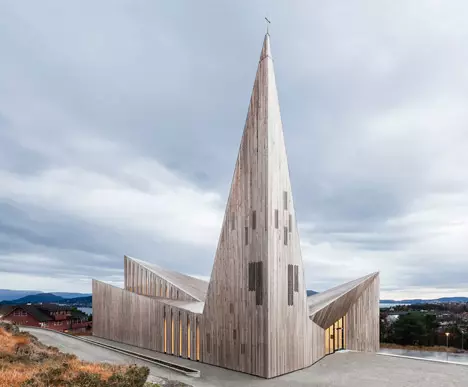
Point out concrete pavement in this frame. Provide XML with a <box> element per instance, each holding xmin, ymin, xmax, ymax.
<box><xmin>21</xmin><ymin>327</ymin><xmax>468</xmax><ymax>386</ymax></box>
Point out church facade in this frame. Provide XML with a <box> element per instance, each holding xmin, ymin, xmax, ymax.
<box><xmin>92</xmin><ymin>34</ymin><xmax>379</xmax><ymax>379</ymax></box>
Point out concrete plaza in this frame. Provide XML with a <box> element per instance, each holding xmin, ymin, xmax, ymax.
<box><xmin>22</xmin><ymin>327</ymin><xmax>468</xmax><ymax>387</ymax></box>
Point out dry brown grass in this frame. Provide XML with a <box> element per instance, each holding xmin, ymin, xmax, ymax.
<box><xmin>0</xmin><ymin>324</ymin><xmax>148</xmax><ymax>387</ymax></box>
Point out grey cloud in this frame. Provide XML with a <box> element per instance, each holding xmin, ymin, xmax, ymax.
<box><xmin>0</xmin><ymin>1</ymin><xmax>467</xmax><ymax>296</ymax></box>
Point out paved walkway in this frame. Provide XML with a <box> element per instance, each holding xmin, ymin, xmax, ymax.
<box><xmin>22</xmin><ymin>328</ymin><xmax>468</xmax><ymax>386</ymax></box>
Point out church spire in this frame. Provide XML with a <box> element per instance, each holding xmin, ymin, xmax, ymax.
<box><xmin>202</xmin><ymin>33</ymin><xmax>307</xmax><ymax>378</ymax></box>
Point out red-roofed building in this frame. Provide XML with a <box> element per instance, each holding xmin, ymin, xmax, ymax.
<box><xmin>0</xmin><ymin>303</ymin><xmax>91</xmax><ymax>333</ymax></box>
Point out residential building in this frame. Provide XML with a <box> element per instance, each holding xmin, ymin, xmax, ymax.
<box><xmin>0</xmin><ymin>303</ymin><xmax>91</xmax><ymax>333</ymax></box>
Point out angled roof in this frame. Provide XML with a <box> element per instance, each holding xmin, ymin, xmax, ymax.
<box><xmin>308</xmin><ymin>272</ymin><xmax>379</xmax><ymax>328</ymax></box>
<box><xmin>0</xmin><ymin>304</ymin><xmax>53</xmax><ymax>322</ymax></box>
<box><xmin>36</xmin><ymin>304</ymin><xmax>72</xmax><ymax>312</ymax></box>
<box><xmin>157</xmin><ymin>298</ymin><xmax>204</xmax><ymax>314</ymax></box>
<box><xmin>126</xmin><ymin>255</ymin><xmax>209</xmax><ymax>302</ymax></box>
<box><xmin>0</xmin><ymin>305</ymin><xmax>14</xmax><ymax>317</ymax></box>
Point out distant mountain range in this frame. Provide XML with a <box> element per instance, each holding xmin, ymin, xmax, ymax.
<box><xmin>381</xmin><ymin>297</ymin><xmax>468</xmax><ymax>304</ymax></box>
<box><xmin>0</xmin><ymin>290</ymin><xmax>91</xmax><ymax>303</ymax></box>
<box><xmin>3</xmin><ymin>289</ymin><xmax>465</xmax><ymax>306</ymax></box>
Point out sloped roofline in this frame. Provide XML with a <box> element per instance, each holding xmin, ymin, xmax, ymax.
<box><xmin>308</xmin><ymin>271</ymin><xmax>379</xmax><ymax>324</ymax></box>
<box><xmin>125</xmin><ymin>255</ymin><xmax>208</xmax><ymax>302</ymax></box>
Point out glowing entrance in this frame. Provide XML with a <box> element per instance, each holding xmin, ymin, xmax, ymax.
<box><xmin>325</xmin><ymin>316</ymin><xmax>345</xmax><ymax>355</ymax></box>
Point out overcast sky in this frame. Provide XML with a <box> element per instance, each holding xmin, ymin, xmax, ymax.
<box><xmin>0</xmin><ymin>1</ymin><xmax>467</xmax><ymax>300</ymax></box>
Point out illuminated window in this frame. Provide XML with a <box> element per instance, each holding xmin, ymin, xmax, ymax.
<box><xmin>164</xmin><ymin>307</ymin><xmax>167</xmax><ymax>353</ymax></box>
<box><xmin>196</xmin><ymin>319</ymin><xmax>200</xmax><ymax>361</ymax></box>
<box><xmin>171</xmin><ymin>311</ymin><xmax>174</xmax><ymax>354</ymax></box>
<box><xmin>179</xmin><ymin>312</ymin><xmax>182</xmax><ymax>356</ymax></box>
<box><xmin>187</xmin><ymin>316</ymin><xmax>191</xmax><ymax>359</ymax></box>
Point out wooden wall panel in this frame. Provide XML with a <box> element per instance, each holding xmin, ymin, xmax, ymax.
<box><xmin>123</xmin><ymin>256</ymin><xmax>197</xmax><ymax>302</ymax></box>
<box><xmin>201</xmin><ymin>34</ymin><xmax>271</xmax><ymax>378</ymax></box>
<box><xmin>93</xmin><ymin>280</ymin><xmax>200</xmax><ymax>361</ymax></box>
<box><xmin>346</xmin><ymin>275</ymin><xmax>380</xmax><ymax>352</ymax></box>
<box><xmin>311</xmin><ymin>274</ymin><xmax>378</xmax><ymax>329</ymax></box>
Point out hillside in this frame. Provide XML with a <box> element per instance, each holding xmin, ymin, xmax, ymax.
<box><xmin>0</xmin><ymin>290</ymin><xmax>41</xmax><ymax>302</ymax></box>
<box><xmin>3</xmin><ymin>293</ymin><xmax>64</xmax><ymax>304</ymax></box>
<box><xmin>62</xmin><ymin>295</ymin><xmax>92</xmax><ymax>304</ymax></box>
<box><xmin>0</xmin><ymin>322</ymin><xmax>151</xmax><ymax>387</ymax></box>
<box><xmin>0</xmin><ymin>290</ymin><xmax>91</xmax><ymax>302</ymax></box>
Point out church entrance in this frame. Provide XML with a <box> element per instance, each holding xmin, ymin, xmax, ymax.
<box><xmin>325</xmin><ymin>316</ymin><xmax>345</xmax><ymax>355</ymax></box>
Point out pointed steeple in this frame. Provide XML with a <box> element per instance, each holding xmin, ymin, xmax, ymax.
<box><xmin>260</xmin><ymin>33</ymin><xmax>271</xmax><ymax>61</ymax></box>
<box><xmin>202</xmin><ymin>34</ymin><xmax>308</xmax><ymax>378</ymax></box>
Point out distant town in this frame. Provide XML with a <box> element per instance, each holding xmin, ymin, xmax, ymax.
<box><xmin>2</xmin><ymin>288</ymin><xmax>468</xmax><ymax>352</ymax></box>
<box><xmin>381</xmin><ymin>302</ymin><xmax>468</xmax><ymax>351</ymax></box>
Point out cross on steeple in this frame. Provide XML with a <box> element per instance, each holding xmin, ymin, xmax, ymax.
<box><xmin>265</xmin><ymin>17</ymin><xmax>271</xmax><ymax>35</ymax></box>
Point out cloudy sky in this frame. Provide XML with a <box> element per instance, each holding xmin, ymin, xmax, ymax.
<box><xmin>1</xmin><ymin>1</ymin><xmax>467</xmax><ymax>300</ymax></box>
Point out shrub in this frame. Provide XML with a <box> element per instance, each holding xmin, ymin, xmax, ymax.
<box><xmin>106</xmin><ymin>365</ymin><xmax>149</xmax><ymax>387</ymax></box>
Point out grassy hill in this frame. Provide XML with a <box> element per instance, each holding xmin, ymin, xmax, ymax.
<box><xmin>0</xmin><ymin>322</ymin><xmax>151</xmax><ymax>386</ymax></box>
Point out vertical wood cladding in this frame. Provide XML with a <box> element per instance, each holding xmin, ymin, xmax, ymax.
<box><xmin>124</xmin><ymin>256</ymin><xmax>198</xmax><ymax>302</ymax></box>
<box><xmin>93</xmin><ymin>32</ymin><xmax>380</xmax><ymax>380</ymax></box>
<box><xmin>346</xmin><ymin>275</ymin><xmax>380</xmax><ymax>352</ymax></box>
<box><xmin>93</xmin><ymin>280</ymin><xmax>201</xmax><ymax>362</ymax></box>
<box><xmin>201</xmin><ymin>34</ymin><xmax>310</xmax><ymax>378</ymax></box>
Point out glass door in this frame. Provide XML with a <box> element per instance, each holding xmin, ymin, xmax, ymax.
<box><xmin>324</xmin><ymin>316</ymin><xmax>346</xmax><ymax>355</ymax></box>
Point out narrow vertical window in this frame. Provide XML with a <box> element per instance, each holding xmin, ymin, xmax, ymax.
<box><xmin>245</xmin><ymin>227</ymin><xmax>248</xmax><ymax>245</ymax></box>
<box><xmin>164</xmin><ymin>307</ymin><xmax>167</xmax><ymax>353</ymax></box>
<box><xmin>206</xmin><ymin>333</ymin><xmax>211</xmax><ymax>354</ymax></box>
<box><xmin>196</xmin><ymin>318</ymin><xmax>200</xmax><ymax>361</ymax></box>
<box><xmin>289</xmin><ymin>214</ymin><xmax>292</xmax><ymax>232</ymax></box>
<box><xmin>171</xmin><ymin>310</ymin><xmax>174</xmax><ymax>354</ymax></box>
<box><xmin>230</xmin><ymin>303</ymin><xmax>234</xmax><ymax>314</ymax></box>
<box><xmin>233</xmin><ymin>329</ymin><xmax>237</xmax><ymax>340</ymax></box>
<box><xmin>241</xmin><ymin>343</ymin><xmax>246</xmax><ymax>354</ymax></box>
<box><xmin>248</xmin><ymin>262</ymin><xmax>255</xmax><ymax>291</ymax></box>
<box><xmin>179</xmin><ymin>312</ymin><xmax>182</xmax><ymax>356</ymax></box>
<box><xmin>231</xmin><ymin>212</ymin><xmax>235</xmax><ymax>230</ymax></box>
<box><xmin>294</xmin><ymin>265</ymin><xmax>299</xmax><ymax>292</ymax></box>
<box><xmin>256</xmin><ymin>261</ymin><xmax>263</xmax><ymax>305</ymax></box>
<box><xmin>252</xmin><ymin>210</ymin><xmax>256</xmax><ymax>230</ymax></box>
<box><xmin>287</xmin><ymin>264</ymin><xmax>294</xmax><ymax>306</ymax></box>
<box><xmin>275</xmin><ymin>209</ymin><xmax>279</xmax><ymax>229</ymax></box>
<box><xmin>283</xmin><ymin>191</ymin><xmax>288</xmax><ymax>210</ymax></box>
<box><xmin>187</xmin><ymin>316</ymin><xmax>191</xmax><ymax>359</ymax></box>
<box><xmin>284</xmin><ymin>227</ymin><xmax>288</xmax><ymax>245</ymax></box>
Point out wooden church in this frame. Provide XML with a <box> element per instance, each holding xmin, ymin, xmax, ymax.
<box><xmin>93</xmin><ymin>33</ymin><xmax>380</xmax><ymax>379</ymax></box>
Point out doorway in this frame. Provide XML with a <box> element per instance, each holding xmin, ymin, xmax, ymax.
<box><xmin>325</xmin><ymin>316</ymin><xmax>345</xmax><ymax>355</ymax></box>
